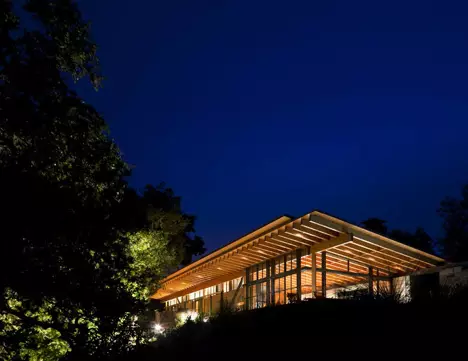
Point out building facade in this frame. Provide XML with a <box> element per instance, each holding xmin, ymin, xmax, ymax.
<box><xmin>152</xmin><ymin>211</ymin><xmax>444</xmax><ymax>323</ymax></box>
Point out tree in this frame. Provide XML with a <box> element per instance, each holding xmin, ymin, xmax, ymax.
<box><xmin>438</xmin><ymin>184</ymin><xmax>468</xmax><ymax>262</ymax></box>
<box><xmin>361</xmin><ymin>218</ymin><xmax>434</xmax><ymax>254</ymax></box>
<box><xmin>139</xmin><ymin>184</ymin><xmax>206</xmax><ymax>266</ymax></box>
<box><xmin>114</xmin><ymin>185</ymin><xmax>205</xmax><ymax>300</ymax></box>
<box><xmin>388</xmin><ymin>228</ymin><xmax>434</xmax><ymax>255</ymax></box>
<box><xmin>0</xmin><ymin>1</ymin><xmax>204</xmax><ymax>360</ymax></box>
<box><xmin>360</xmin><ymin>218</ymin><xmax>388</xmax><ymax>235</ymax></box>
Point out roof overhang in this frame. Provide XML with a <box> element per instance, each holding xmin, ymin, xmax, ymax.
<box><xmin>152</xmin><ymin>211</ymin><xmax>444</xmax><ymax>301</ymax></box>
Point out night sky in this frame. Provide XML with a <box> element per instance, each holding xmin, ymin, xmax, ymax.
<box><xmin>78</xmin><ymin>0</ymin><xmax>468</xmax><ymax>252</ymax></box>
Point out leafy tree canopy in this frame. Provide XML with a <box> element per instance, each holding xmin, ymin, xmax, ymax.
<box><xmin>0</xmin><ymin>1</ymin><xmax>204</xmax><ymax>360</ymax></box>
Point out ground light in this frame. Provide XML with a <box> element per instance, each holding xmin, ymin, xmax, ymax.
<box><xmin>152</xmin><ymin>323</ymin><xmax>164</xmax><ymax>334</ymax></box>
<box><xmin>178</xmin><ymin>310</ymin><xmax>198</xmax><ymax>323</ymax></box>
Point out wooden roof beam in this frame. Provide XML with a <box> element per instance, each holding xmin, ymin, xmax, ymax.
<box><xmin>324</xmin><ymin>250</ymin><xmax>398</xmax><ymax>275</ymax></box>
<box><xmin>330</xmin><ymin>248</ymin><xmax>405</xmax><ymax>274</ymax></box>
<box><xmin>293</xmin><ymin>223</ymin><xmax>334</xmax><ymax>241</ymax></box>
<box><xmin>309</xmin><ymin>213</ymin><xmax>443</xmax><ymax>266</ymax></box>
<box><xmin>342</xmin><ymin>241</ymin><xmax>425</xmax><ymax>271</ymax></box>
<box><xmin>269</xmin><ymin>234</ymin><xmax>306</xmax><ymax>250</ymax></box>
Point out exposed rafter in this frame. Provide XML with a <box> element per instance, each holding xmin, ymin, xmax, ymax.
<box><xmin>152</xmin><ymin>211</ymin><xmax>443</xmax><ymax>300</ymax></box>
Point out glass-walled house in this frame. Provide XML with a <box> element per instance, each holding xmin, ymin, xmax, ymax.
<box><xmin>152</xmin><ymin>211</ymin><xmax>443</xmax><ymax>324</ymax></box>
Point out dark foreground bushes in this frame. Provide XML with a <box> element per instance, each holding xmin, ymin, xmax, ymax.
<box><xmin>116</xmin><ymin>296</ymin><xmax>468</xmax><ymax>361</ymax></box>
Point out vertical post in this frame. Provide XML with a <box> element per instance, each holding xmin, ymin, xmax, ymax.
<box><xmin>311</xmin><ymin>252</ymin><xmax>317</xmax><ymax>298</ymax></box>
<box><xmin>266</xmin><ymin>261</ymin><xmax>271</xmax><ymax>306</ymax></box>
<box><xmin>245</xmin><ymin>267</ymin><xmax>250</xmax><ymax>310</ymax></box>
<box><xmin>296</xmin><ymin>249</ymin><xmax>302</xmax><ymax>301</ymax></box>
<box><xmin>368</xmin><ymin>266</ymin><xmax>374</xmax><ymax>297</ymax></box>
<box><xmin>271</xmin><ymin>258</ymin><xmax>276</xmax><ymax>305</ymax></box>
<box><xmin>220</xmin><ymin>290</ymin><xmax>224</xmax><ymax>312</ymax></box>
<box><xmin>283</xmin><ymin>255</ymin><xmax>287</xmax><ymax>303</ymax></box>
<box><xmin>321</xmin><ymin>251</ymin><xmax>327</xmax><ymax>298</ymax></box>
<box><xmin>346</xmin><ymin>233</ymin><xmax>353</xmax><ymax>273</ymax></box>
<box><xmin>209</xmin><ymin>295</ymin><xmax>212</xmax><ymax>316</ymax></box>
<box><xmin>376</xmin><ymin>269</ymin><xmax>380</xmax><ymax>295</ymax></box>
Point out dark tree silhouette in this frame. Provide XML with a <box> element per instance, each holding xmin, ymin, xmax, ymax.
<box><xmin>0</xmin><ymin>1</ymin><xmax>204</xmax><ymax>360</ymax></box>
<box><xmin>360</xmin><ymin>218</ymin><xmax>388</xmax><ymax>235</ymax></box>
<box><xmin>361</xmin><ymin>218</ymin><xmax>435</xmax><ymax>254</ymax></box>
<box><xmin>438</xmin><ymin>184</ymin><xmax>468</xmax><ymax>262</ymax></box>
<box><xmin>388</xmin><ymin>228</ymin><xmax>434</xmax><ymax>254</ymax></box>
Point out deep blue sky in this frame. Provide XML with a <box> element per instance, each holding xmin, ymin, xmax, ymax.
<box><xmin>78</xmin><ymin>0</ymin><xmax>468</xmax><ymax>252</ymax></box>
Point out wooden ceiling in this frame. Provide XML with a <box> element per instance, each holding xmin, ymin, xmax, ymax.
<box><xmin>152</xmin><ymin>211</ymin><xmax>444</xmax><ymax>301</ymax></box>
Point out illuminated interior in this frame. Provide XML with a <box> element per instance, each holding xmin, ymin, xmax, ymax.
<box><xmin>153</xmin><ymin>211</ymin><xmax>443</xmax><ymax>317</ymax></box>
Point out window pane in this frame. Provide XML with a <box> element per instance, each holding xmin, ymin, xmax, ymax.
<box><xmin>275</xmin><ymin>291</ymin><xmax>285</xmax><ymax>305</ymax></box>
<box><xmin>286</xmin><ymin>253</ymin><xmax>296</xmax><ymax>271</ymax></box>
<box><xmin>301</xmin><ymin>268</ymin><xmax>313</xmax><ymax>299</ymax></box>
<box><xmin>250</xmin><ymin>266</ymin><xmax>257</xmax><ymax>281</ymax></box>
<box><xmin>276</xmin><ymin>257</ymin><xmax>285</xmax><ymax>274</ymax></box>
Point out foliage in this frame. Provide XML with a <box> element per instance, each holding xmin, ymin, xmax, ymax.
<box><xmin>438</xmin><ymin>184</ymin><xmax>468</xmax><ymax>261</ymax></box>
<box><xmin>127</xmin><ymin>297</ymin><xmax>468</xmax><ymax>361</ymax></box>
<box><xmin>360</xmin><ymin>218</ymin><xmax>435</xmax><ymax>254</ymax></box>
<box><xmin>286</xmin><ymin>292</ymin><xmax>299</xmax><ymax>304</ymax></box>
<box><xmin>0</xmin><ymin>1</ymin><xmax>204</xmax><ymax>361</ymax></box>
<box><xmin>359</xmin><ymin>217</ymin><xmax>388</xmax><ymax>235</ymax></box>
<box><xmin>388</xmin><ymin>227</ymin><xmax>435</xmax><ymax>254</ymax></box>
<box><xmin>121</xmin><ymin>231</ymin><xmax>176</xmax><ymax>301</ymax></box>
<box><xmin>134</xmin><ymin>184</ymin><xmax>206</xmax><ymax>266</ymax></box>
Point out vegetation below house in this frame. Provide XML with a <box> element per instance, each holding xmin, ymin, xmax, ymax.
<box><xmin>124</xmin><ymin>294</ymin><xmax>468</xmax><ymax>360</ymax></box>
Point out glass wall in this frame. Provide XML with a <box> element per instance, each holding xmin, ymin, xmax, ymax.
<box><xmin>274</xmin><ymin>274</ymin><xmax>297</xmax><ymax>304</ymax></box>
<box><xmin>271</xmin><ymin>251</ymin><xmax>299</xmax><ymax>305</ymax></box>
<box><xmin>165</xmin><ymin>247</ymin><xmax>391</xmax><ymax>313</ymax></box>
<box><xmin>249</xmin><ymin>262</ymin><xmax>268</xmax><ymax>282</ymax></box>
<box><xmin>300</xmin><ymin>250</ymin><xmax>314</xmax><ymax>299</ymax></box>
<box><xmin>248</xmin><ymin>282</ymin><xmax>267</xmax><ymax>309</ymax></box>
<box><xmin>165</xmin><ymin>276</ymin><xmax>244</xmax><ymax>313</ymax></box>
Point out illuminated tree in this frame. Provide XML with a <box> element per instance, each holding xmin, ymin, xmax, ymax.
<box><xmin>0</xmin><ymin>1</ymin><xmax>204</xmax><ymax>360</ymax></box>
